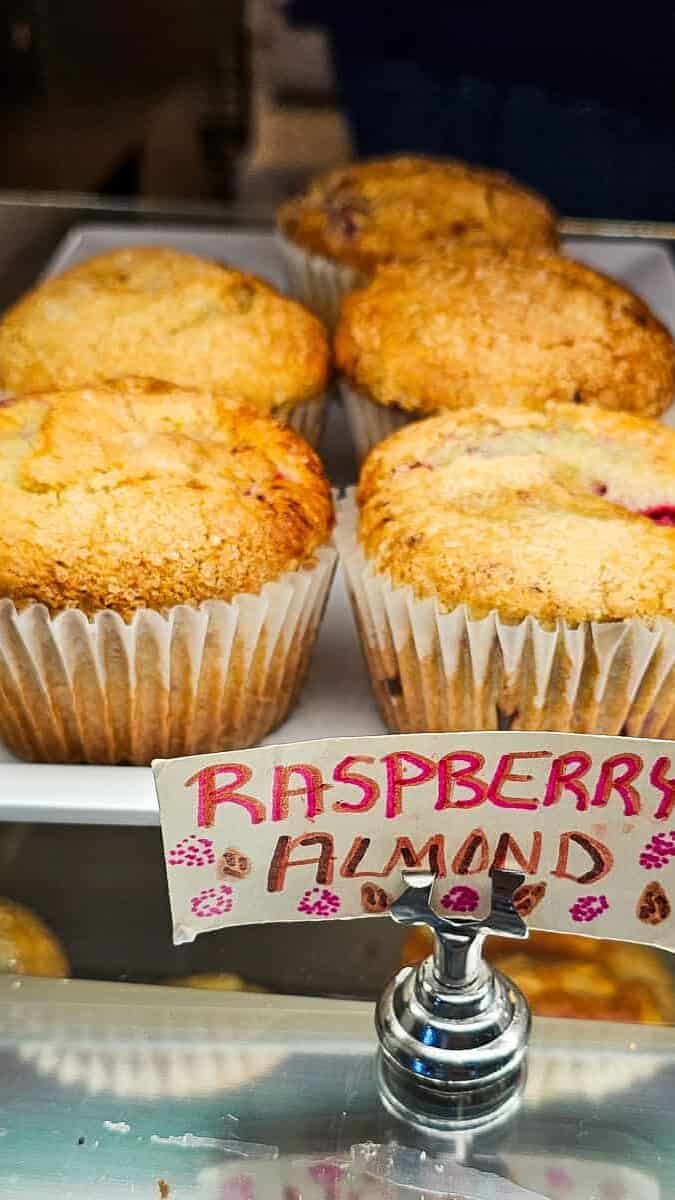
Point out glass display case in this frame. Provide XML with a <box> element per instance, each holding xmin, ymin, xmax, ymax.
<box><xmin>1</xmin><ymin>976</ymin><xmax>673</xmax><ymax>1198</ymax></box>
<box><xmin>1</xmin><ymin>196</ymin><xmax>675</xmax><ymax>1199</ymax></box>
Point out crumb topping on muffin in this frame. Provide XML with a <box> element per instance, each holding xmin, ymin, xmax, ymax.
<box><xmin>336</xmin><ymin>248</ymin><xmax>675</xmax><ymax>417</ymax></box>
<box><xmin>0</xmin><ymin>247</ymin><xmax>329</xmax><ymax>409</ymax></box>
<box><xmin>278</xmin><ymin>156</ymin><xmax>558</xmax><ymax>272</ymax></box>
<box><xmin>0</xmin><ymin>379</ymin><xmax>333</xmax><ymax>617</ymax></box>
<box><xmin>358</xmin><ymin>403</ymin><xmax>675</xmax><ymax>624</ymax></box>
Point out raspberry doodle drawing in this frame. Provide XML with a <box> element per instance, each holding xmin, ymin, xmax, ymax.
<box><xmin>190</xmin><ymin>883</ymin><xmax>234</xmax><ymax>919</ymax></box>
<box><xmin>297</xmin><ymin>887</ymin><xmax>341</xmax><ymax>917</ymax></box>
<box><xmin>569</xmin><ymin>894</ymin><xmax>609</xmax><ymax>923</ymax></box>
<box><xmin>639</xmin><ymin>830</ymin><xmax>675</xmax><ymax>870</ymax></box>
<box><xmin>167</xmin><ymin>835</ymin><xmax>215</xmax><ymax>868</ymax></box>
<box><xmin>440</xmin><ymin>885</ymin><xmax>480</xmax><ymax>914</ymax></box>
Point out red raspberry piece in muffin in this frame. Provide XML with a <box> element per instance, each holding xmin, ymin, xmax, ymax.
<box><xmin>357</xmin><ymin>401</ymin><xmax>675</xmax><ymax>625</ymax></box>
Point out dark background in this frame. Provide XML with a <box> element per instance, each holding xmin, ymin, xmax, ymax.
<box><xmin>1</xmin><ymin>1</ymin><xmax>674</xmax><ymax>218</ymax></box>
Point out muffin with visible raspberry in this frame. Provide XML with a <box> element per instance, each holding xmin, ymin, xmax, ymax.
<box><xmin>0</xmin><ymin>379</ymin><xmax>335</xmax><ymax>764</ymax></box>
<box><xmin>0</xmin><ymin>246</ymin><xmax>330</xmax><ymax>445</ymax></box>
<box><xmin>335</xmin><ymin>247</ymin><xmax>675</xmax><ymax>459</ymax></box>
<box><xmin>336</xmin><ymin>402</ymin><xmax>675</xmax><ymax>736</ymax></box>
<box><xmin>277</xmin><ymin>155</ymin><xmax>558</xmax><ymax>328</ymax></box>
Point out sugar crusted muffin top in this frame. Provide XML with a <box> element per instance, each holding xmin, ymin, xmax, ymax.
<box><xmin>336</xmin><ymin>248</ymin><xmax>675</xmax><ymax>418</ymax></box>
<box><xmin>0</xmin><ymin>380</ymin><xmax>333</xmax><ymax>618</ymax></box>
<box><xmin>0</xmin><ymin>247</ymin><xmax>329</xmax><ymax>410</ymax></box>
<box><xmin>357</xmin><ymin>403</ymin><xmax>675</xmax><ymax>625</ymax></box>
<box><xmin>278</xmin><ymin>156</ymin><xmax>558</xmax><ymax>272</ymax></box>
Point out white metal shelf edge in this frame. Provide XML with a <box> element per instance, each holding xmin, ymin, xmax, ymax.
<box><xmin>0</xmin><ymin>763</ymin><xmax>158</xmax><ymax>826</ymax></box>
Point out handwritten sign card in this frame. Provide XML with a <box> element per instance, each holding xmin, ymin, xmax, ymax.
<box><xmin>153</xmin><ymin>731</ymin><xmax>675</xmax><ymax>947</ymax></box>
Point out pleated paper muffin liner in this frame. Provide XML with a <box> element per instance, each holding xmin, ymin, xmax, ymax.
<box><xmin>339</xmin><ymin>379</ymin><xmax>414</xmax><ymax>462</ymax></box>
<box><xmin>0</xmin><ymin>546</ymin><xmax>336</xmax><ymax>765</ymax></box>
<box><xmin>336</xmin><ymin>492</ymin><xmax>675</xmax><ymax>737</ymax></box>
<box><xmin>276</xmin><ymin>233</ymin><xmax>364</xmax><ymax>331</ymax></box>
<box><xmin>340</xmin><ymin>382</ymin><xmax>675</xmax><ymax>464</ymax></box>
<box><xmin>17</xmin><ymin>1036</ymin><xmax>285</xmax><ymax>1099</ymax></box>
<box><xmin>14</xmin><ymin>1009</ymin><xmax>661</xmax><ymax>1102</ymax></box>
<box><xmin>275</xmin><ymin>392</ymin><xmax>327</xmax><ymax>448</ymax></box>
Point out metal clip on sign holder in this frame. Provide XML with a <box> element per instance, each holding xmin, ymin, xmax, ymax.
<box><xmin>376</xmin><ymin>868</ymin><xmax>531</xmax><ymax>1132</ymax></box>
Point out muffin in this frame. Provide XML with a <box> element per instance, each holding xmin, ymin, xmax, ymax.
<box><xmin>0</xmin><ymin>379</ymin><xmax>335</xmax><ymax>764</ymax></box>
<box><xmin>164</xmin><ymin>973</ymin><xmax>265</xmax><ymax>992</ymax></box>
<box><xmin>0</xmin><ymin>246</ymin><xmax>330</xmax><ymax>446</ymax></box>
<box><xmin>277</xmin><ymin>155</ymin><xmax>558</xmax><ymax>327</ymax></box>
<box><xmin>335</xmin><ymin>248</ymin><xmax>675</xmax><ymax>459</ymax></box>
<box><xmin>401</xmin><ymin>927</ymin><xmax>675</xmax><ymax>1024</ymax></box>
<box><xmin>0</xmin><ymin>898</ymin><xmax>68</xmax><ymax>977</ymax></box>
<box><xmin>335</xmin><ymin>402</ymin><xmax>675</xmax><ymax>735</ymax></box>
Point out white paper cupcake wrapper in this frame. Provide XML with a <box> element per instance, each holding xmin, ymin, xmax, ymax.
<box><xmin>336</xmin><ymin>491</ymin><xmax>675</xmax><ymax>737</ymax></box>
<box><xmin>15</xmin><ymin>1011</ymin><xmax>660</xmax><ymax>1103</ymax></box>
<box><xmin>523</xmin><ymin>1049</ymin><xmax>662</xmax><ymax>1103</ymax></box>
<box><xmin>276</xmin><ymin>232</ymin><xmax>364</xmax><ymax>331</ymax></box>
<box><xmin>17</xmin><ymin>1036</ymin><xmax>285</xmax><ymax>1099</ymax></box>
<box><xmin>340</xmin><ymin>382</ymin><xmax>675</xmax><ymax>463</ymax></box>
<box><xmin>0</xmin><ymin>546</ymin><xmax>336</xmax><ymax>765</ymax></box>
<box><xmin>274</xmin><ymin>392</ymin><xmax>327</xmax><ymax>448</ymax></box>
<box><xmin>339</xmin><ymin>379</ymin><xmax>414</xmax><ymax>462</ymax></box>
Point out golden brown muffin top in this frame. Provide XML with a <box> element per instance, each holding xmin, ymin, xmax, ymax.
<box><xmin>402</xmin><ymin>927</ymin><xmax>675</xmax><ymax>1023</ymax></box>
<box><xmin>278</xmin><ymin>156</ymin><xmax>558</xmax><ymax>271</ymax></box>
<box><xmin>0</xmin><ymin>379</ymin><xmax>333</xmax><ymax>618</ymax></box>
<box><xmin>164</xmin><ymin>973</ymin><xmax>265</xmax><ymax>992</ymax></box>
<box><xmin>357</xmin><ymin>403</ymin><xmax>675</xmax><ymax>625</ymax></box>
<box><xmin>0</xmin><ymin>898</ymin><xmax>69</xmax><ymax>978</ymax></box>
<box><xmin>336</xmin><ymin>248</ymin><xmax>675</xmax><ymax>418</ymax></box>
<box><xmin>0</xmin><ymin>247</ymin><xmax>330</xmax><ymax>409</ymax></box>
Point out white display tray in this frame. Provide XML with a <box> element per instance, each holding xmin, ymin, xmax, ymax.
<box><xmin>1</xmin><ymin>224</ymin><xmax>674</xmax><ymax>825</ymax></box>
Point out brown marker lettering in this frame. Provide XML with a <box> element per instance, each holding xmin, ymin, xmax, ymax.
<box><xmin>551</xmin><ymin>831</ymin><xmax>614</xmax><ymax>884</ymax></box>
<box><xmin>339</xmin><ymin>836</ymin><xmax>386</xmax><ymax>878</ymax></box>
<box><xmin>452</xmin><ymin>828</ymin><xmax>490</xmax><ymax>875</ymax></box>
<box><xmin>382</xmin><ymin>834</ymin><xmax>447</xmax><ymax>877</ymax></box>
<box><xmin>267</xmin><ymin>832</ymin><xmax>335</xmax><ymax>892</ymax></box>
<box><xmin>492</xmin><ymin>831</ymin><xmax>543</xmax><ymax>875</ymax></box>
